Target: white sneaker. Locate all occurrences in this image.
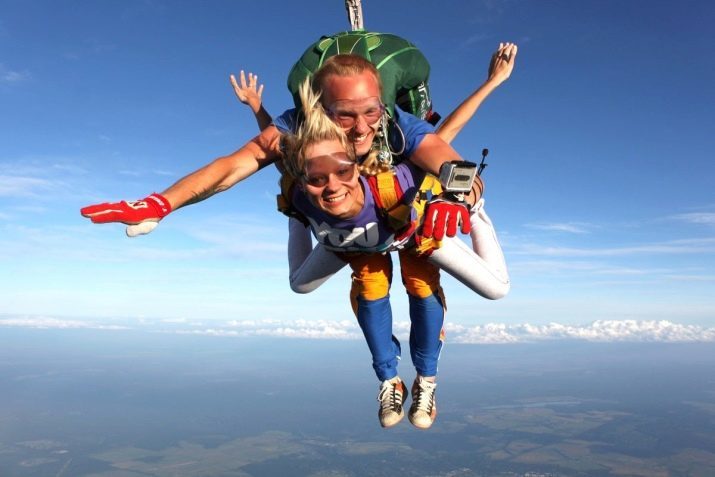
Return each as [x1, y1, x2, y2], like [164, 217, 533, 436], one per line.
[377, 377, 407, 428]
[408, 376, 437, 429]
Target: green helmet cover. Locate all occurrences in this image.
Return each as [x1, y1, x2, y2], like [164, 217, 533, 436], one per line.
[287, 30, 432, 119]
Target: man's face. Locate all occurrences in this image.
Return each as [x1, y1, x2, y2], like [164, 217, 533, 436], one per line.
[320, 71, 383, 157]
[301, 139, 364, 220]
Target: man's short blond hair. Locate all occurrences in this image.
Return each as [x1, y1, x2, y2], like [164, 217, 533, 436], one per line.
[311, 54, 383, 97]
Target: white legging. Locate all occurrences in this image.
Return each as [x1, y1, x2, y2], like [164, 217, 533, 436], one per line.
[288, 199, 510, 300]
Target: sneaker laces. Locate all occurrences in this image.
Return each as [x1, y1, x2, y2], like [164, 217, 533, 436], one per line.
[378, 379, 403, 413]
[413, 378, 436, 414]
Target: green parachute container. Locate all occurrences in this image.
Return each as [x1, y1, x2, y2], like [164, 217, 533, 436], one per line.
[287, 30, 434, 120]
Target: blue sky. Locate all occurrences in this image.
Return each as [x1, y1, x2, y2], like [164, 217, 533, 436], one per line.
[1, 0, 714, 337]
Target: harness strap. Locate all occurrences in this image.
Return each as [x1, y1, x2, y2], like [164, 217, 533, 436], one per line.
[367, 172, 413, 232]
[276, 173, 309, 226]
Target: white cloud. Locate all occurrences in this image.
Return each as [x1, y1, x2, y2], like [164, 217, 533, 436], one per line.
[172, 215, 287, 257]
[0, 63, 30, 83]
[524, 222, 592, 234]
[673, 212, 715, 227]
[0, 175, 58, 197]
[0, 158, 88, 199]
[512, 237, 715, 257]
[509, 259, 697, 280]
[3, 316, 713, 344]
[446, 320, 715, 344]
[663, 273, 715, 282]
[118, 170, 142, 177]
[461, 32, 491, 48]
[152, 169, 175, 177]
[0, 316, 127, 330]
[51, 163, 88, 174]
[180, 319, 362, 340]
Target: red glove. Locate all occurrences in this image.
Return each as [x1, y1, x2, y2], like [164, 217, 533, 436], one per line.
[421, 198, 470, 241]
[81, 193, 172, 224]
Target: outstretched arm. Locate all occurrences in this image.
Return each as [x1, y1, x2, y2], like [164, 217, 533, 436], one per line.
[81, 126, 282, 236]
[161, 126, 280, 209]
[230, 70, 273, 132]
[436, 42, 518, 144]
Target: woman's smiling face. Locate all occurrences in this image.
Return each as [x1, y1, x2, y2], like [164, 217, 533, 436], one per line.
[301, 139, 364, 220]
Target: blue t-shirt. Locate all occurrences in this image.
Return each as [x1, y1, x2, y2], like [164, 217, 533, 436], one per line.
[292, 162, 425, 253]
[273, 106, 434, 160]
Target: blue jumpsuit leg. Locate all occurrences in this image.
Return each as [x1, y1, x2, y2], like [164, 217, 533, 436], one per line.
[408, 292, 445, 378]
[355, 295, 401, 381]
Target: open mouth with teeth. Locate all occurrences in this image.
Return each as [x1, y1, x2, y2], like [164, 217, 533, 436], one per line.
[352, 132, 369, 143]
[323, 191, 349, 205]
[350, 131, 375, 156]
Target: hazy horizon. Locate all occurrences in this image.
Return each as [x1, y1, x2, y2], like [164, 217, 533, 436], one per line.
[2, 328, 714, 476]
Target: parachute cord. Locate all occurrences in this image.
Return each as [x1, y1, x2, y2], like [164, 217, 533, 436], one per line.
[345, 0, 364, 31]
[374, 113, 405, 166]
[375, 113, 394, 166]
[389, 117, 406, 158]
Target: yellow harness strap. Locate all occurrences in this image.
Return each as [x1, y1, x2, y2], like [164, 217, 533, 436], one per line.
[374, 171, 413, 230]
[376, 172, 399, 207]
[371, 171, 444, 254]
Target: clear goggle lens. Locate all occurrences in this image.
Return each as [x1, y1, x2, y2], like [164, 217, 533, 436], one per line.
[326, 97, 385, 128]
[303, 152, 357, 188]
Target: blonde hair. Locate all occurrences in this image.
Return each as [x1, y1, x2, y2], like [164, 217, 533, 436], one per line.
[358, 146, 392, 176]
[281, 80, 353, 180]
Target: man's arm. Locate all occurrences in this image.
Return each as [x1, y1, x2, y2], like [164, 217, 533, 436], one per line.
[230, 70, 272, 132]
[408, 132, 464, 177]
[436, 42, 518, 144]
[162, 125, 281, 209]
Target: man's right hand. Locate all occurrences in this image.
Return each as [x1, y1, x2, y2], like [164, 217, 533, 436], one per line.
[80, 193, 171, 237]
